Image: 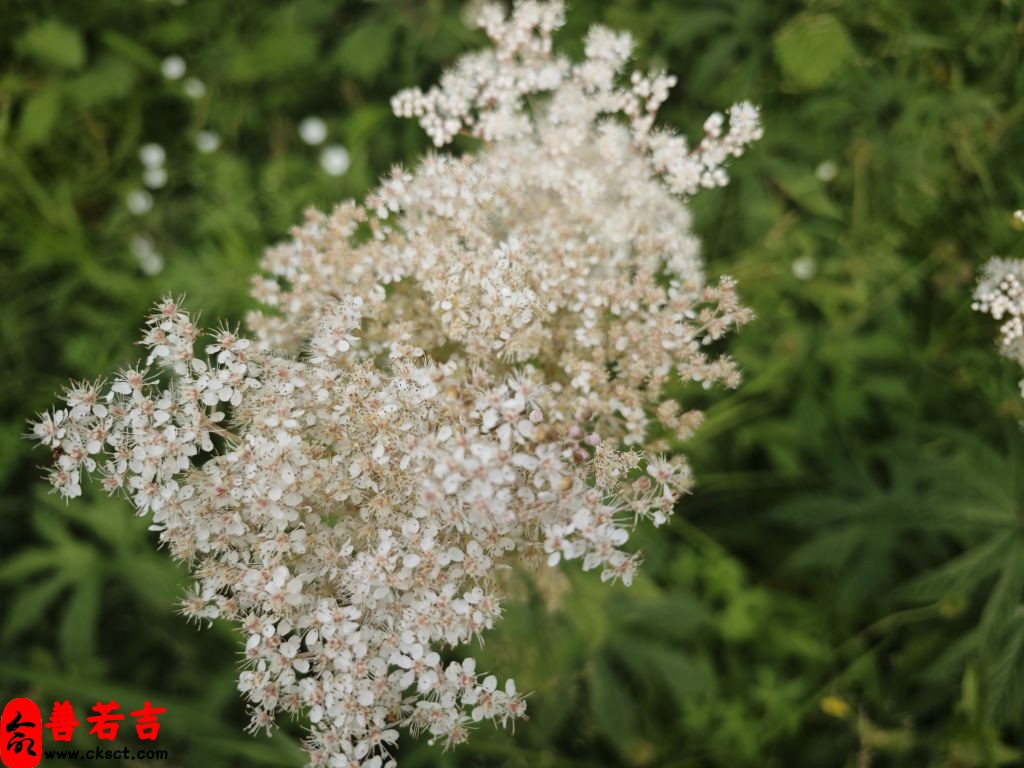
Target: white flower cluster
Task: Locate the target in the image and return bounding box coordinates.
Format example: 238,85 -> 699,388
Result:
391,2 -> 761,196
30,3 -> 759,767
974,256 -> 1024,393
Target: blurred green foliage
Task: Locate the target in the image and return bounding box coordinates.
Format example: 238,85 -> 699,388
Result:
3,0 -> 1024,766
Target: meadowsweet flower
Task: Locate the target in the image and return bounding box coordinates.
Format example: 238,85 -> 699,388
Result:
30,3 -> 759,766
974,257 -> 1024,372
973,209 -> 1024,402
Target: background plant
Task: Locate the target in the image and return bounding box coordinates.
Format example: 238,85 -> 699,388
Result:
2,1 -> 1024,766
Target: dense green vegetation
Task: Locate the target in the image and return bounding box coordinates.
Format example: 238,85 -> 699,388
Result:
3,1 -> 1024,765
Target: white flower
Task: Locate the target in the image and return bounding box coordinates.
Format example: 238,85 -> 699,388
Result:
815,160 -> 838,182
792,255 -> 816,281
139,143 -> 166,168
320,145 -> 350,176
126,189 -> 153,215
30,3 -> 758,767
131,236 -> 164,276
299,116 -> 328,146
31,409 -> 66,447
196,130 -> 221,154
143,166 -> 168,190
974,257 -> 1024,366
161,55 -> 186,81
183,77 -> 206,99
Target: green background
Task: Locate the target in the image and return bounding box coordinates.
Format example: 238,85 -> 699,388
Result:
3,0 -> 1024,765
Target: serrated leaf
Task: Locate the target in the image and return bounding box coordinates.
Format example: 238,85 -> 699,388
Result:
979,539 -> 1024,647
983,616 -> 1024,724
898,533 -> 1013,602
784,526 -> 863,571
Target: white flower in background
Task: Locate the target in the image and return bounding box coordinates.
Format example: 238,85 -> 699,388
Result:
161,55 -> 186,80
319,144 -> 350,176
196,130 -> 221,154
139,143 -> 167,190
130,235 -> 164,275
815,160 -> 838,182
792,255 -> 816,281
183,77 -> 206,99
126,189 -> 153,216
299,116 -> 328,146
143,166 -> 167,190
31,3 -> 760,767
139,143 -> 166,168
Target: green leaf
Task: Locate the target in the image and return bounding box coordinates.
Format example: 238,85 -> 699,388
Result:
18,88 -> 61,146
898,533 -> 1014,602
770,164 -> 844,220
18,19 -> 86,71
1,575 -> 72,643
228,27 -> 318,83
773,13 -> 855,90
979,539 -> 1024,648
68,57 -> 137,107
689,34 -> 738,95
588,655 -> 640,754
983,617 -> 1024,724
0,548 -> 61,582
615,637 -> 714,705
618,592 -> 713,640
100,30 -> 160,69
333,23 -> 394,83
59,575 -> 102,663
660,9 -> 731,47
